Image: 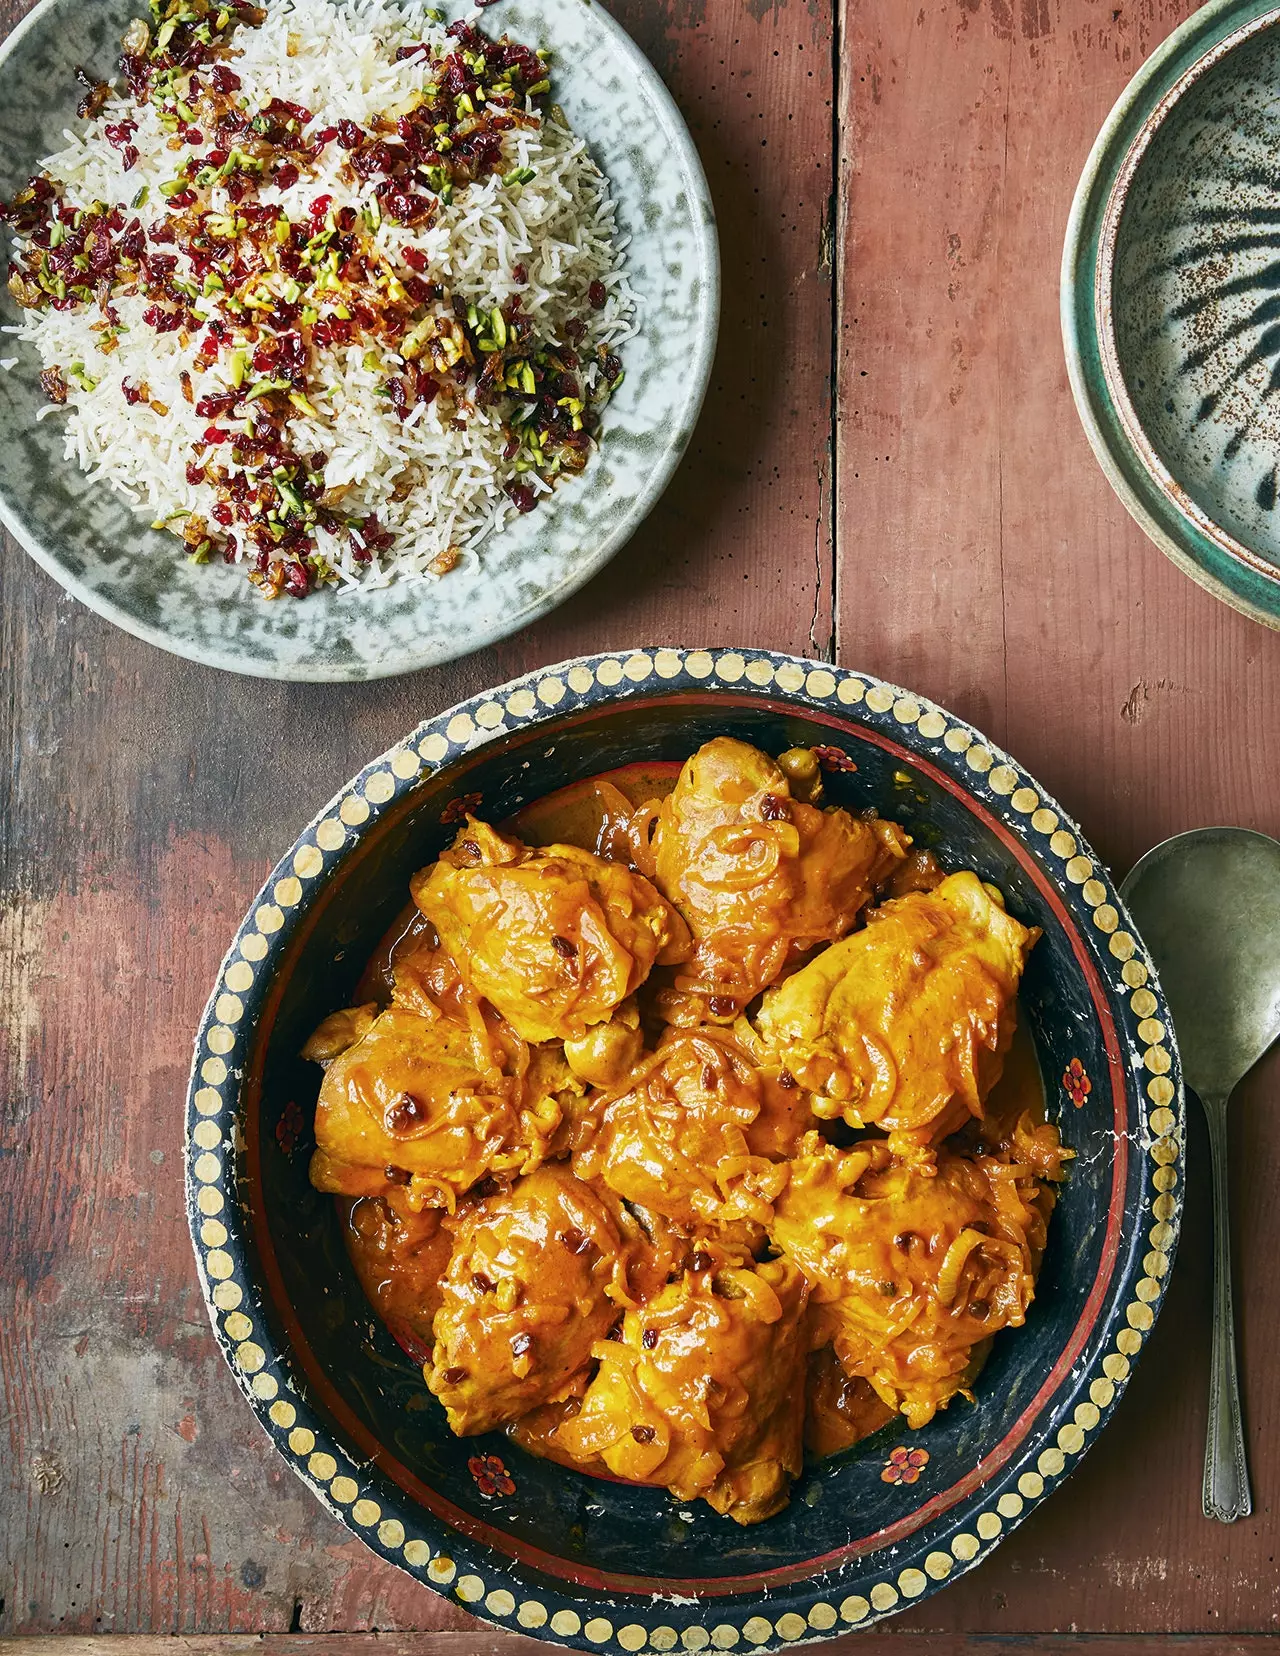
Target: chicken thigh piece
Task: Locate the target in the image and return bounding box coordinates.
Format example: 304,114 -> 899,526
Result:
649,738 -> 909,1023
562,998 -> 645,1089
340,1193 -> 455,1358
552,1254 -> 809,1523
308,1005 -> 567,1210
803,1344 -> 896,1457
572,1025 -> 812,1234
427,1164 -> 644,1435
771,1133 -> 1064,1428
413,819 -> 691,1044
755,871 -> 1039,1160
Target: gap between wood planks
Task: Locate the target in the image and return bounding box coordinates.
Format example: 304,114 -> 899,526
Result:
813,0 -> 841,666
1,1635 -> 1277,1654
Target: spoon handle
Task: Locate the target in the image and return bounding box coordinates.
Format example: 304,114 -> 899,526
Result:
1202,1092 -> 1252,1523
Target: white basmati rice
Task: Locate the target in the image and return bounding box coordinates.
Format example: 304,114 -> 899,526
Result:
2,0 -> 636,594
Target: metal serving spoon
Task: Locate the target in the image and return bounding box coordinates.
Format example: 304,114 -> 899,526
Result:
1121,827 -> 1280,1523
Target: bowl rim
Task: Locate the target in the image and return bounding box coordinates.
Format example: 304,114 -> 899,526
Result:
0,0 -> 721,681
185,646 -> 1185,1651
1061,0 -> 1280,631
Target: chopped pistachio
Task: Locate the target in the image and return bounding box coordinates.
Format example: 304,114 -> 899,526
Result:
400,318 -> 434,362
276,480 -> 305,517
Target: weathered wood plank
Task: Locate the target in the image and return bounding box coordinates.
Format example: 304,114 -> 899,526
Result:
836,0 -> 1280,868
836,0 -> 1280,1635
2,1635 -> 1279,1654
0,0 -> 836,1637
5,0 -> 1280,1637
490,0 -> 838,674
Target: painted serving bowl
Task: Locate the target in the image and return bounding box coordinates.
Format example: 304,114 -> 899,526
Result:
0,0 -> 717,679
1064,0 -> 1280,629
185,648 -> 1184,1650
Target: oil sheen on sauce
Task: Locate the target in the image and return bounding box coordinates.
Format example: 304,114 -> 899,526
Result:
334,761 -> 1048,1467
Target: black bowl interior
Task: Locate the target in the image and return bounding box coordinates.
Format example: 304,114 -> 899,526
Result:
241,694 -> 1121,1586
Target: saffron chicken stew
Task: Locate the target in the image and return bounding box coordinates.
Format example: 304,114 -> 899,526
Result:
303,737 -> 1072,1525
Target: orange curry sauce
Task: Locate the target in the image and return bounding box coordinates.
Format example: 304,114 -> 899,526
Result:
333,761 -> 1047,1473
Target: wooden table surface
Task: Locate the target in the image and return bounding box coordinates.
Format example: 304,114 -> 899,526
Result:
2,0 -> 1279,1650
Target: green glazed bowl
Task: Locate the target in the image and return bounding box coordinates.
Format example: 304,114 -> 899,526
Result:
0,0 -> 718,679
1063,0 -> 1280,629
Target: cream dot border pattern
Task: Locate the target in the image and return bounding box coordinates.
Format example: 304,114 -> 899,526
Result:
185,649 -> 1183,1655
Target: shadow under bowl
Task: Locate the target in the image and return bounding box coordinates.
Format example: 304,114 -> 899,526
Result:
185,648 -> 1184,1652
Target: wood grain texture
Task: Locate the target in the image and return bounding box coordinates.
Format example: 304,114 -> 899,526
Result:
489,0 -> 838,673
836,0 -> 1280,1637
2,1639 -> 1279,1656
0,0 -> 836,1639
1,0 -> 1278,1643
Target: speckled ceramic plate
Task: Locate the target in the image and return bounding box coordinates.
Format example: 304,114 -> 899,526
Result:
185,648 -> 1185,1652
1063,0 -> 1280,629
0,0 -> 718,679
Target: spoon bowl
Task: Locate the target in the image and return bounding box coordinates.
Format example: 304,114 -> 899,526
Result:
1121,825 -> 1280,1524
1122,829 -> 1280,1100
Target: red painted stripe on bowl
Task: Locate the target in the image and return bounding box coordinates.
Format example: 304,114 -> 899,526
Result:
242,696 -> 1130,1597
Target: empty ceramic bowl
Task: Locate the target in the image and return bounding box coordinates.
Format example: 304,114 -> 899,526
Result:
1064,0 -> 1280,629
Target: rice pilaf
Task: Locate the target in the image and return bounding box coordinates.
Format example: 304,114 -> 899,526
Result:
0,0 -> 636,598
